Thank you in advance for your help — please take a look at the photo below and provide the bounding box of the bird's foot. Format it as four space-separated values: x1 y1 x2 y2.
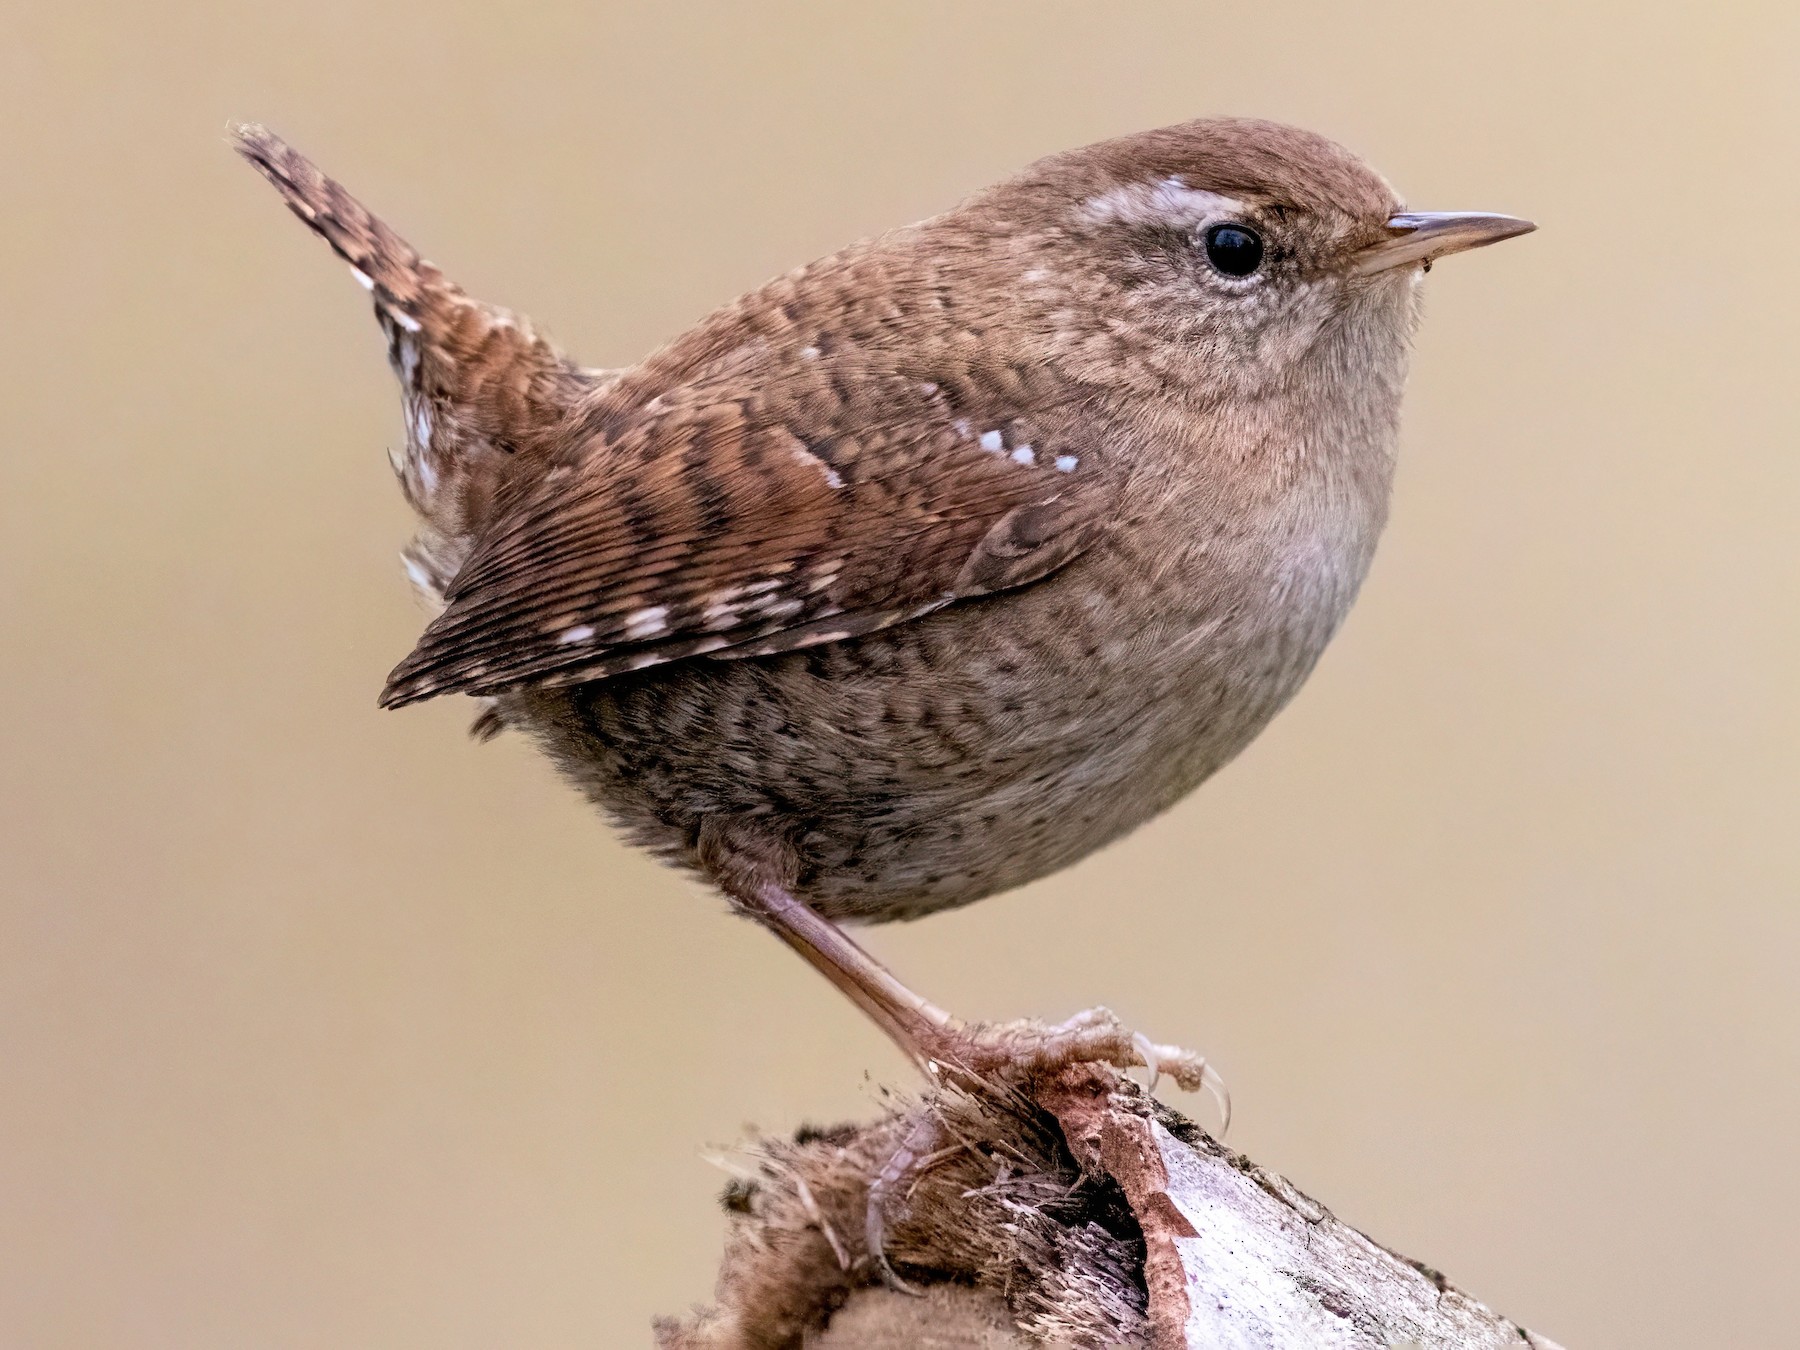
863 1107 946 1295
916 1006 1230 1129
864 1010 1229 1293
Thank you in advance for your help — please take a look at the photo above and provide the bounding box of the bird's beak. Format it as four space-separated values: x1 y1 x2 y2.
1352 212 1536 275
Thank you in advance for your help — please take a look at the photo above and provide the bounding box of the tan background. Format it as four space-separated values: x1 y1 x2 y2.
3 2 1795 1345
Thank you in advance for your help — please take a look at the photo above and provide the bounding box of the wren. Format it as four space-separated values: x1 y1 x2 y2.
235 117 1531 1108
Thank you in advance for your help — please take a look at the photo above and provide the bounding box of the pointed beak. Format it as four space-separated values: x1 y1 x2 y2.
1352 212 1536 275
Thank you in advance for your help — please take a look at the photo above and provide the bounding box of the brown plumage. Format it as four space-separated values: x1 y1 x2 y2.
233 119 1530 1116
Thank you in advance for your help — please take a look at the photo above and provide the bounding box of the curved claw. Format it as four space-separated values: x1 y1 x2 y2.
1200 1060 1232 1137
1130 1031 1165 1096
864 1109 942 1296
1129 1032 1232 1136
868 1244 927 1297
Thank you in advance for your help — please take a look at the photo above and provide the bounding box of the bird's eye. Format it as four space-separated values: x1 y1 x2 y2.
1203 223 1263 277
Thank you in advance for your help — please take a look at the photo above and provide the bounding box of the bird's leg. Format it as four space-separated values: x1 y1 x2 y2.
724 873 957 1069
698 823 1227 1114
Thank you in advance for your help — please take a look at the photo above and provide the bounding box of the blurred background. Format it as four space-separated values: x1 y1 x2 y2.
3 2 1795 1345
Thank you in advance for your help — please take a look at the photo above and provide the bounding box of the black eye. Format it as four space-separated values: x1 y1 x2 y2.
1203 223 1263 277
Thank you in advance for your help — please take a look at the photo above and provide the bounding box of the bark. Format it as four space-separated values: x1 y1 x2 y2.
656 1064 1562 1349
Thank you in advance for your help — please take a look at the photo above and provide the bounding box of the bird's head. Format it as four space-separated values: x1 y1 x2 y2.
963 117 1533 403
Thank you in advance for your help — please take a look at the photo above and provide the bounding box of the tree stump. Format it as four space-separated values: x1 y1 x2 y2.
656 1064 1563 1348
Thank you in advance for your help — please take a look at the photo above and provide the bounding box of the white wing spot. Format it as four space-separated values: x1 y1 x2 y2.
412 403 433 447
1054 454 1080 473
789 441 844 490
978 429 1004 453
952 418 972 438
396 336 420 384
624 605 670 639
1022 267 1048 283
349 267 375 290
1010 445 1036 466
919 381 939 396
800 346 821 360
559 624 596 645
389 308 423 334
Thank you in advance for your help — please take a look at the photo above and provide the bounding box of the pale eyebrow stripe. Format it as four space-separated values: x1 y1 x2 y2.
1078 177 1247 229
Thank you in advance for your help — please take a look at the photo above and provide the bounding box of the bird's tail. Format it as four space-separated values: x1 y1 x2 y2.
232 122 459 346
231 123 598 590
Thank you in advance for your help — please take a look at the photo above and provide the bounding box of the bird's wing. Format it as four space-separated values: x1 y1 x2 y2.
379 355 1108 706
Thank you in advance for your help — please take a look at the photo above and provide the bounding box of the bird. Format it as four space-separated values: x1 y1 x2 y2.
233 116 1531 1112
